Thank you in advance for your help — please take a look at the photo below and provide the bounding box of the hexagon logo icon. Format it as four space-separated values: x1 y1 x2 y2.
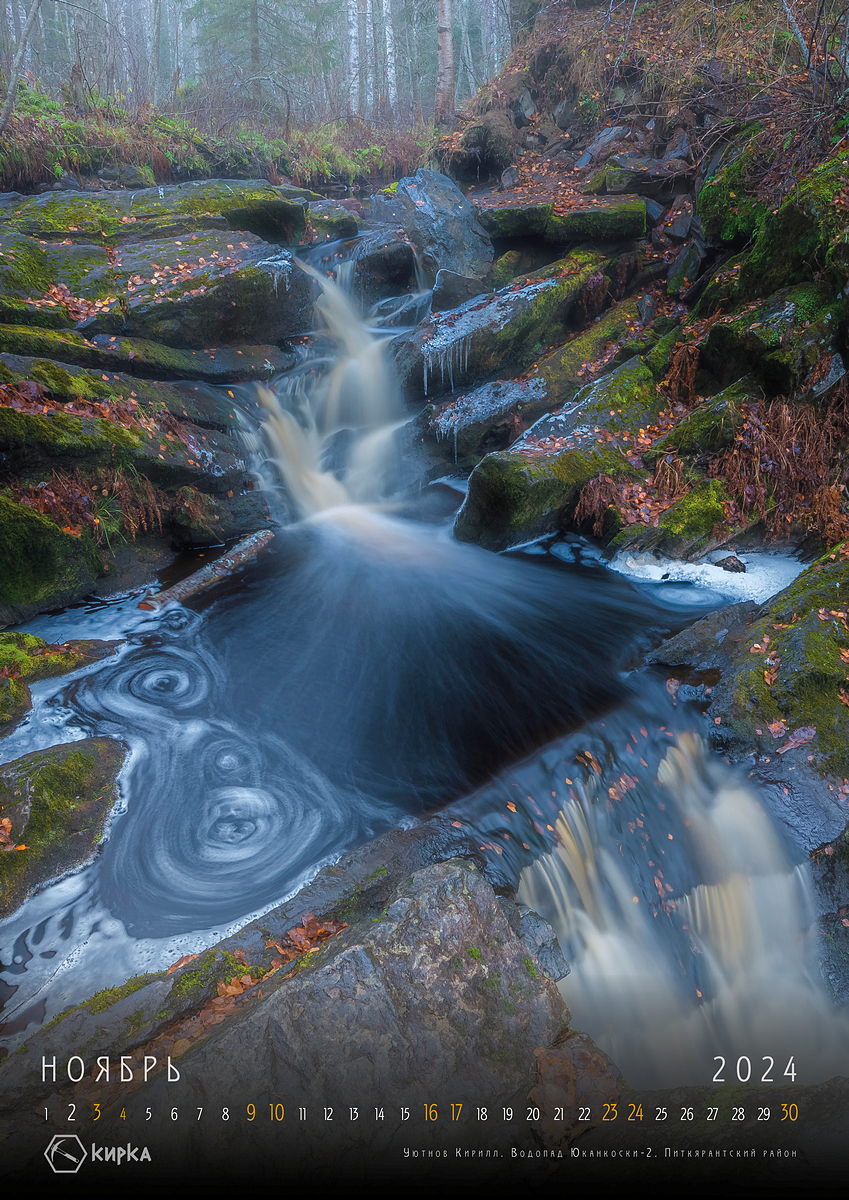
45 1133 87 1173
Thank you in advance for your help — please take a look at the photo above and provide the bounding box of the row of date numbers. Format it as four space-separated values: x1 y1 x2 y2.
47 1101 801 1124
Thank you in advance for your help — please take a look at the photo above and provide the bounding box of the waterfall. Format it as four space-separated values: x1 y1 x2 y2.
509 719 849 1087
1 250 846 1103
250 259 404 518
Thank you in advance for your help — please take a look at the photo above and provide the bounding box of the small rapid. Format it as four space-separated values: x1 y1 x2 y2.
0 254 846 1089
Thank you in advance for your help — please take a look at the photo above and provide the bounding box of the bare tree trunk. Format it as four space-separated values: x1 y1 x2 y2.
381 0 396 123
434 0 454 128
780 0 811 67
346 0 359 117
151 0 162 106
357 0 370 117
250 0 261 106
0 0 45 133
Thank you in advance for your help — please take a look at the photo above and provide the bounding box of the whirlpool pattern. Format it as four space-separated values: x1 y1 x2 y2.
62 605 372 937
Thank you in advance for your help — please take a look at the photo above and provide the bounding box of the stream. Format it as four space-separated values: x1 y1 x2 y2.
1 241 847 1091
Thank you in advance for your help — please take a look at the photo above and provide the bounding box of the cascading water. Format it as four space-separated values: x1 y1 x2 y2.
465 702 849 1088
0 251 846 1101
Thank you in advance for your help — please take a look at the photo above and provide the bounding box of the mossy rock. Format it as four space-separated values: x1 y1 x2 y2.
0 401 144 476
734 156 849 299
448 109 519 178
394 248 609 402
0 738 124 914
0 494 102 619
529 296 645 405
0 232 116 330
0 361 248 493
611 477 732 558
0 223 316 350
642 323 685 380
574 354 664 433
713 550 849 776
0 351 249 432
306 199 359 242
486 246 557 289
700 283 844 394
697 138 768 246
0 179 312 244
454 429 637 552
451 357 661 547
425 375 552 467
0 324 296 384
0 631 114 729
645 378 751 463
475 193 646 244
666 243 704 297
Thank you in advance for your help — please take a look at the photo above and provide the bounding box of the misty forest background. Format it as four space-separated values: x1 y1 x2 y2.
1 2 849 208
0 0 529 185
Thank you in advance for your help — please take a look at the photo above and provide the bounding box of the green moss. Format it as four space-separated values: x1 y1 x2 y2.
657 478 728 540
478 197 646 244
701 283 842 393
86 974 157 1016
545 196 646 242
697 141 768 245
0 631 86 726
0 739 123 912
455 437 634 550
488 249 524 289
727 553 849 775
20 751 96 841
487 250 609 373
467 946 483 961
647 380 749 462
534 299 645 400
0 494 101 608
643 325 684 379
0 400 143 475
578 355 664 433
0 325 107 366
168 949 248 1005
737 156 849 298
327 864 390 924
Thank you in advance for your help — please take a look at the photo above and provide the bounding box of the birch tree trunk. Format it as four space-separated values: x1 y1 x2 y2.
381 0 396 123
346 0 359 117
151 0 162 106
357 0 369 117
0 0 44 133
434 0 454 128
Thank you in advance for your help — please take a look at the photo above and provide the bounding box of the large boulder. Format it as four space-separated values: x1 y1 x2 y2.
0 179 318 244
453 358 661 550
0 737 124 913
0 850 575 1185
368 169 493 282
698 283 844 396
425 375 553 467
474 191 646 243
392 249 609 403
704 549 849 786
0 325 295 383
0 226 317 348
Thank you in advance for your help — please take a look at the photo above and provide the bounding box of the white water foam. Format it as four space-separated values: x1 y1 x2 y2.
606 548 806 605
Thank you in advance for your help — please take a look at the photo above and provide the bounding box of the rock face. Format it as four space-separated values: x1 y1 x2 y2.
0 851 579 1186
0 736 124 913
392 248 610 403
369 169 494 281
453 358 663 550
0 179 325 243
0 179 339 624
